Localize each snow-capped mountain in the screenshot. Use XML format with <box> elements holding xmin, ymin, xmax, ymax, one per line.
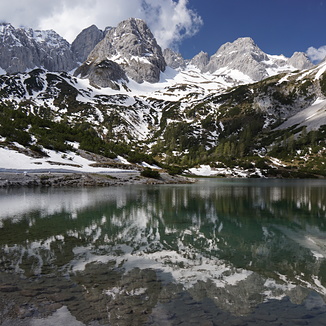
<box><xmin>163</xmin><ymin>37</ymin><xmax>313</xmax><ymax>82</ymax></box>
<box><xmin>0</xmin><ymin>57</ymin><xmax>325</xmax><ymax>168</ymax></box>
<box><xmin>0</xmin><ymin>18</ymin><xmax>325</xmax><ymax>177</ymax></box>
<box><xmin>0</xmin><ymin>19</ymin><xmax>313</xmax><ymax>91</ymax></box>
<box><xmin>75</xmin><ymin>18</ymin><xmax>166</xmax><ymax>88</ymax></box>
<box><xmin>71</xmin><ymin>24</ymin><xmax>110</xmax><ymax>63</ymax></box>
<box><xmin>0</xmin><ymin>23</ymin><xmax>78</xmax><ymax>74</ymax></box>
<box><xmin>202</xmin><ymin>37</ymin><xmax>313</xmax><ymax>81</ymax></box>
<box><xmin>160</xmin><ymin>37</ymin><xmax>314</xmax><ymax>95</ymax></box>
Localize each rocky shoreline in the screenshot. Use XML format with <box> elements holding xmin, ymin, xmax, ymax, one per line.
<box><xmin>0</xmin><ymin>171</ymin><xmax>194</xmax><ymax>188</ymax></box>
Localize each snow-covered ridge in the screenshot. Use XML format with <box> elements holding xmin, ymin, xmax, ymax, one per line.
<box><xmin>0</xmin><ymin>144</ymin><xmax>135</xmax><ymax>173</ymax></box>
<box><xmin>29</xmin><ymin>29</ymin><xmax>70</xmax><ymax>49</ymax></box>
<box><xmin>0</xmin><ymin>20</ymin><xmax>315</xmax><ymax>90</ymax></box>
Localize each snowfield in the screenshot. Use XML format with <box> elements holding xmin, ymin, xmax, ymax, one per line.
<box><xmin>188</xmin><ymin>164</ymin><xmax>264</xmax><ymax>178</ymax></box>
<box><xmin>0</xmin><ymin>145</ymin><xmax>135</xmax><ymax>173</ymax></box>
<box><xmin>277</xmin><ymin>98</ymin><xmax>326</xmax><ymax>131</ymax></box>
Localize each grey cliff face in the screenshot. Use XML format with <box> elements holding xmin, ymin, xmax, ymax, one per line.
<box><xmin>71</xmin><ymin>25</ymin><xmax>108</xmax><ymax>63</ymax></box>
<box><xmin>201</xmin><ymin>37</ymin><xmax>314</xmax><ymax>81</ymax></box>
<box><xmin>288</xmin><ymin>52</ymin><xmax>314</xmax><ymax>70</ymax></box>
<box><xmin>77</xmin><ymin>18</ymin><xmax>166</xmax><ymax>86</ymax></box>
<box><xmin>163</xmin><ymin>48</ymin><xmax>186</xmax><ymax>69</ymax></box>
<box><xmin>76</xmin><ymin>59</ymin><xmax>128</xmax><ymax>90</ymax></box>
<box><xmin>189</xmin><ymin>51</ymin><xmax>210</xmax><ymax>71</ymax></box>
<box><xmin>0</xmin><ymin>23</ymin><xmax>36</xmax><ymax>73</ymax></box>
<box><xmin>0</xmin><ymin>23</ymin><xmax>77</xmax><ymax>74</ymax></box>
<box><xmin>204</xmin><ymin>37</ymin><xmax>270</xmax><ymax>81</ymax></box>
<box><xmin>0</xmin><ymin>20</ymin><xmax>315</xmax><ymax>90</ymax></box>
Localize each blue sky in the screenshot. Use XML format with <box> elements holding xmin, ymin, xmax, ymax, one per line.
<box><xmin>0</xmin><ymin>0</ymin><xmax>325</xmax><ymax>62</ymax></box>
<box><xmin>181</xmin><ymin>0</ymin><xmax>326</xmax><ymax>59</ymax></box>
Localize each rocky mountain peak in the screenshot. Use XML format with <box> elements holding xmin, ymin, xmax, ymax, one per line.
<box><xmin>288</xmin><ymin>52</ymin><xmax>314</xmax><ymax>70</ymax></box>
<box><xmin>0</xmin><ymin>23</ymin><xmax>77</xmax><ymax>74</ymax></box>
<box><xmin>202</xmin><ymin>37</ymin><xmax>314</xmax><ymax>82</ymax></box>
<box><xmin>0</xmin><ymin>22</ymin><xmax>15</xmax><ymax>37</ymax></box>
<box><xmin>203</xmin><ymin>37</ymin><xmax>270</xmax><ymax>80</ymax></box>
<box><xmin>217</xmin><ymin>37</ymin><xmax>268</xmax><ymax>62</ymax></box>
<box><xmin>220</xmin><ymin>37</ymin><xmax>266</xmax><ymax>57</ymax></box>
<box><xmin>75</xmin><ymin>18</ymin><xmax>166</xmax><ymax>87</ymax></box>
<box><xmin>189</xmin><ymin>51</ymin><xmax>210</xmax><ymax>70</ymax></box>
<box><xmin>71</xmin><ymin>24</ymin><xmax>107</xmax><ymax>63</ymax></box>
<box><xmin>163</xmin><ymin>48</ymin><xmax>186</xmax><ymax>69</ymax></box>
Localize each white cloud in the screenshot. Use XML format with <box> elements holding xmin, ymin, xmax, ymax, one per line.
<box><xmin>0</xmin><ymin>1</ymin><xmax>59</xmax><ymax>27</ymax></box>
<box><xmin>138</xmin><ymin>0</ymin><xmax>203</xmax><ymax>50</ymax></box>
<box><xmin>0</xmin><ymin>0</ymin><xmax>202</xmax><ymax>50</ymax></box>
<box><xmin>306</xmin><ymin>45</ymin><xmax>326</xmax><ymax>63</ymax></box>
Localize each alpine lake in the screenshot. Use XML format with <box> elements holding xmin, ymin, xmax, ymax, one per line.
<box><xmin>0</xmin><ymin>178</ymin><xmax>326</xmax><ymax>326</ymax></box>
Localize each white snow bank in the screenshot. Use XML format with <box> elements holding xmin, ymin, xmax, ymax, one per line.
<box><xmin>276</xmin><ymin>98</ymin><xmax>326</xmax><ymax>132</ymax></box>
<box><xmin>188</xmin><ymin>164</ymin><xmax>264</xmax><ymax>178</ymax></box>
<box><xmin>0</xmin><ymin>146</ymin><xmax>134</xmax><ymax>173</ymax></box>
<box><xmin>188</xmin><ymin>165</ymin><xmax>219</xmax><ymax>176</ymax></box>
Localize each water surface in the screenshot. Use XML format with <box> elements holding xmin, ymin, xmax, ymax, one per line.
<box><xmin>0</xmin><ymin>179</ymin><xmax>326</xmax><ymax>325</ymax></box>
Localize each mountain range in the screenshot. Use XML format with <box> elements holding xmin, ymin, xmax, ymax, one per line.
<box><xmin>0</xmin><ymin>19</ymin><xmax>314</xmax><ymax>86</ymax></box>
<box><xmin>0</xmin><ymin>18</ymin><xmax>325</xmax><ymax>178</ymax></box>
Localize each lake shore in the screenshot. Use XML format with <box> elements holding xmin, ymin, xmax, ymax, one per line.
<box><xmin>0</xmin><ymin>171</ymin><xmax>195</xmax><ymax>188</ymax></box>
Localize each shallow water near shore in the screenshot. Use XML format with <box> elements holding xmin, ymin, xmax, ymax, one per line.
<box><xmin>0</xmin><ymin>178</ymin><xmax>326</xmax><ymax>325</ymax></box>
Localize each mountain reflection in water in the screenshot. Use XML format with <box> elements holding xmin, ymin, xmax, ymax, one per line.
<box><xmin>0</xmin><ymin>179</ymin><xmax>326</xmax><ymax>325</ymax></box>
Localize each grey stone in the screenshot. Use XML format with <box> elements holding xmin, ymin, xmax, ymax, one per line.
<box><xmin>189</xmin><ymin>51</ymin><xmax>210</xmax><ymax>70</ymax></box>
<box><xmin>0</xmin><ymin>23</ymin><xmax>78</xmax><ymax>74</ymax></box>
<box><xmin>71</xmin><ymin>24</ymin><xmax>108</xmax><ymax>63</ymax></box>
<box><xmin>288</xmin><ymin>52</ymin><xmax>314</xmax><ymax>70</ymax></box>
<box><xmin>202</xmin><ymin>37</ymin><xmax>314</xmax><ymax>81</ymax></box>
<box><xmin>75</xmin><ymin>59</ymin><xmax>128</xmax><ymax>90</ymax></box>
<box><xmin>204</xmin><ymin>37</ymin><xmax>270</xmax><ymax>81</ymax></box>
<box><xmin>163</xmin><ymin>48</ymin><xmax>186</xmax><ymax>69</ymax></box>
<box><xmin>77</xmin><ymin>18</ymin><xmax>166</xmax><ymax>87</ymax></box>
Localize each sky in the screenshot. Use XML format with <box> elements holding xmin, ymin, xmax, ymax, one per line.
<box><xmin>0</xmin><ymin>0</ymin><xmax>325</xmax><ymax>62</ymax></box>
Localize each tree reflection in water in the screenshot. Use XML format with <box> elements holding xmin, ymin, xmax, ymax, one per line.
<box><xmin>0</xmin><ymin>179</ymin><xmax>325</xmax><ymax>325</ymax></box>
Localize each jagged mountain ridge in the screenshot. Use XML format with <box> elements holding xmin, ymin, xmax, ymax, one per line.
<box><xmin>73</xmin><ymin>22</ymin><xmax>314</xmax><ymax>90</ymax></box>
<box><xmin>71</xmin><ymin>24</ymin><xmax>111</xmax><ymax>63</ymax></box>
<box><xmin>0</xmin><ymin>19</ymin><xmax>314</xmax><ymax>89</ymax></box>
<box><xmin>162</xmin><ymin>37</ymin><xmax>313</xmax><ymax>88</ymax></box>
<box><xmin>203</xmin><ymin>37</ymin><xmax>312</xmax><ymax>80</ymax></box>
<box><xmin>0</xmin><ymin>23</ymin><xmax>77</xmax><ymax>74</ymax></box>
<box><xmin>0</xmin><ymin>18</ymin><xmax>325</xmax><ymax>177</ymax></box>
<box><xmin>0</xmin><ymin>22</ymin><xmax>112</xmax><ymax>75</ymax></box>
<box><xmin>75</xmin><ymin>18</ymin><xmax>166</xmax><ymax>87</ymax></box>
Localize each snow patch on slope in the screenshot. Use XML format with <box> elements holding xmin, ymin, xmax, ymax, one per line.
<box><xmin>276</xmin><ymin>98</ymin><xmax>326</xmax><ymax>131</ymax></box>
<box><xmin>0</xmin><ymin>146</ymin><xmax>132</xmax><ymax>173</ymax></box>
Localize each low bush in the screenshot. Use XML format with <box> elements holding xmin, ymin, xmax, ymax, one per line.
<box><xmin>140</xmin><ymin>168</ymin><xmax>160</xmax><ymax>179</ymax></box>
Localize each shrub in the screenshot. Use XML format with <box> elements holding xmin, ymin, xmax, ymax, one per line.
<box><xmin>141</xmin><ymin>168</ymin><xmax>160</xmax><ymax>179</ymax></box>
<box><xmin>166</xmin><ymin>165</ymin><xmax>184</xmax><ymax>176</ymax></box>
<box><xmin>255</xmin><ymin>158</ymin><xmax>270</xmax><ymax>169</ymax></box>
<box><xmin>320</xmin><ymin>72</ymin><xmax>326</xmax><ymax>96</ymax></box>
